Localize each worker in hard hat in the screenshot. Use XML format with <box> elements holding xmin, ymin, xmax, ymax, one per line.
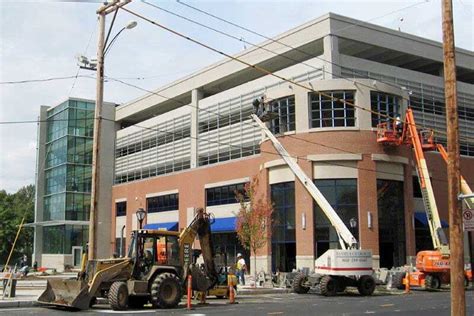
<box><xmin>235</xmin><ymin>253</ymin><xmax>246</xmax><ymax>285</ymax></box>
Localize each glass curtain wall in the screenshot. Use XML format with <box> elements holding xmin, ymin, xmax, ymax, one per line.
<box><xmin>42</xmin><ymin>225</ymin><xmax>88</xmax><ymax>254</ymax></box>
<box><xmin>42</xmin><ymin>99</ymin><xmax>94</xmax><ymax>254</ymax></box>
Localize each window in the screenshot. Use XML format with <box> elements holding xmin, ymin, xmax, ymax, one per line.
<box><xmin>270</xmin><ymin>96</ymin><xmax>295</xmax><ymax>134</ymax></box>
<box><xmin>371</xmin><ymin>92</ymin><xmax>400</xmax><ymax>127</ymax></box>
<box><xmin>377</xmin><ymin>180</ymin><xmax>405</xmax><ymax>268</ymax></box>
<box><xmin>42</xmin><ymin>225</ymin><xmax>88</xmax><ymax>254</ymax></box>
<box><xmin>147</xmin><ymin>193</ymin><xmax>179</xmax><ymax>213</ymax></box>
<box><xmin>310</xmin><ymin>91</ymin><xmax>355</xmax><ymax>128</ymax></box>
<box><xmin>116</xmin><ymin>201</ymin><xmax>127</xmax><ymax>217</ymax></box>
<box><xmin>314</xmin><ymin>179</ymin><xmax>358</xmax><ymax>258</ymax></box>
<box><xmin>206</xmin><ymin>183</ymin><xmax>247</xmax><ymax>206</ymax></box>
<box><xmin>271</xmin><ymin>182</ymin><xmax>296</xmax><ymax>272</ymax></box>
<box><xmin>412</xmin><ymin>176</ymin><xmax>422</xmax><ymax>198</ymax></box>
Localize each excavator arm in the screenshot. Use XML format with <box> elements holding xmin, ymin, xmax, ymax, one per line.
<box><xmin>179</xmin><ymin>208</ymin><xmax>218</xmax><ymax>291</ymax></box>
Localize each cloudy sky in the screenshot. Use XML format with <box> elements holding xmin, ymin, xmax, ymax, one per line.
<box><xmin>0</xmin><ymin>0</ymin><xmax>472</xmax><ymax>193</ymax></box>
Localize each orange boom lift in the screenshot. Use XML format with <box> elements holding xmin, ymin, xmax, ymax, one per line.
<box><xmin>377</xmin><ymin>108</ymin><xmax>472</xmax><ymax>289</ymax></box>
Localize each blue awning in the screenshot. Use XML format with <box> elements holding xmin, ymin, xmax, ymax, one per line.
<box><xmin>414</xmin><ymin>212</ymin><xmax>448</xmax><ymax>228</ymax></box>
<box><xmin>211</xmin><ymin>217</ymin><xmax>236</xmax><ymax>233</ymax></box>
<box><xmin>144</xmin><ymin>222</ymin><xmax>178</xmax><ymax>231</ymax></box>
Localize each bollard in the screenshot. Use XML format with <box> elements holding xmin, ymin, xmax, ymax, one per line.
<box><xmin>404</xmin><ymin>272</ymin><xmax>410</xmax><ymax>294</ymax></box>
<box><xmin>187</xmin><ymin>275</ymin><xmax>193</xmax><ymax>310</ymax></box>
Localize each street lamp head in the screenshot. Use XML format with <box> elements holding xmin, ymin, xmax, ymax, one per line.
<box><xmin>136</xmin><ymin>208</ymin><xmax>146</xmax><ymax>229</ymax></box>
<box><xmin>125</xmin><ymin>20</ymin><xmax>137</xmax><ymax>30</ymax></box>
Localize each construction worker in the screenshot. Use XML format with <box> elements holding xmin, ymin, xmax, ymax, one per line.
<box><xmin>236</xmin><ymin>253</ymin><xmax>246</xmax><ymax>285</ymax></box>
<box><xmin>395</xmin><ymin>114</ymin><xmax>403</xmax><ymax>135</ymax></box>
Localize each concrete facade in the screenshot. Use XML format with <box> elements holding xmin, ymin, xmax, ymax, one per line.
<box><xmin>111</xmin><ymin>13</ymin><xmax>473</xmax><ymax>273</ymax></box>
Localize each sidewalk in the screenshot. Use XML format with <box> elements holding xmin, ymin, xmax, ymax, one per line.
<box><xmin>237</xmin><ymin>285</ymin><xmax>291</xmax><ymax>295</ymax></box>
<box><xmin>0</xmin><ymin>275</ymin><xmax>59</xmax><ymax>308</ymax></box>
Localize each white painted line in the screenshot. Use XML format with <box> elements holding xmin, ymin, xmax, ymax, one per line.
<box><xmin>93</xmin><ymin>309</ymin><xmax>157</xmax><ymax>314</ymax></box>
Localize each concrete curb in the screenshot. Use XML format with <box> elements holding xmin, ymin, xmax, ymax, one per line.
<box><xmin>0</xmin><ymin>300</ymin><xmax>38</xmax><ymax>309</ymax></box>
<box><xmin>237</xmin><ymin>288</ymin><xmax>292</xmax><ymax>295</ymax></box>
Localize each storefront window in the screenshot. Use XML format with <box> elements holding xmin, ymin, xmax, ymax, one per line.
<box><xmin>377</xmin><ymin>180</ymin><xmax>405</xmax><ymax>268</ymax></box>
<box><xmin>271</xmin><ymin>182</ymin><xmax>296</xmax><ymax>272</ymax></box>
<box><xmin>314</xmin><ymin>179</ymin><xmax>358</xmax><ymax>258</ymax></box>
<box><xmin>42</xmin><ymin>225</ymin><xmax>88</xmax><ymax>254</ymax></box>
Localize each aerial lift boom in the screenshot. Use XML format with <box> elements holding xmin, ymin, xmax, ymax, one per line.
<box><xmin>377</xmin><ymin>108</ymin><xmax>472</xmax><ymax>289</ymax></box>
<box><xmin>251</xmin><ymin>109</ymin><xmax>375</xmax><ymax>297</ymax></box>
<box><xmin>437</xmin><ymin>144</ymin><xmax>474</xmax><ymax>209</ymax></box>
<box><xmin>252</xmin><ymin>114</ymin><xmax>357</xmax><ymax>250</ymax></box>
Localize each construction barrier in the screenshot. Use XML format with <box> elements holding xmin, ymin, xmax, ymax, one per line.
<box><xmin>187</xmin><ymin>275</ymin><xmax>192</xmax><ymax>310</ymax></box>
<box><xmin>228</xmin><ymin>278</ymin><xmax>236</xmax><ymax>304</ymax></box>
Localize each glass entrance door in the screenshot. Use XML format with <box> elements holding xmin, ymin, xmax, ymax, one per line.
<box><xmin>72</xmin><ymin>246</ymin><xmax>83</xmax><ymax>267</ymax></box>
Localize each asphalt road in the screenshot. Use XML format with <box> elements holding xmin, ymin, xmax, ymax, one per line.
<box><xmin>0</xmin><ymin>290</ymin><xmax>473</xmax><ymax>316</ymax></box>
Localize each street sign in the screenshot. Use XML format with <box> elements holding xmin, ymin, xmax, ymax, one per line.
<box><xmin>462</xmin><ymin>209</ymin><xmax>474</xmax><ymax>231</ymax></box>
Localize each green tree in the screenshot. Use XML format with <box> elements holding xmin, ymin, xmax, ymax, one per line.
<box><xmin>235</xmin><ymin>176</ymin><xmax>273</xmax><ymax>286</ymax></box>
<box><xmin>0</xmin><ymin>185</ymin><xmax>35</xmax><ymax>267</ymax></box>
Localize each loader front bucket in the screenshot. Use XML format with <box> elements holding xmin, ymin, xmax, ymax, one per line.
<box><xmin>37</xmin><ymin>279</ymin><xmax>91</xmax><ymax>310</ymax></box>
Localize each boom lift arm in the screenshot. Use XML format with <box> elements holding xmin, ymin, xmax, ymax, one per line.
<box><xmin>403</xmin><ymin>109</ymin><xmax>449</xmax><ymax>255</ymax></box>
<box><xmin>251</xmin><ymin>114</ymin><xmax>357</xmax><ymax>250</ymax></box>
<box><xmin>436</xmin><ymin>144</ymin><xmax>474</xmax><ymax>210</ymax></box>
<box><xmin>378</xmin><ymin>108</ymin><xmax>449</xmax><ymax>255</ymax></box>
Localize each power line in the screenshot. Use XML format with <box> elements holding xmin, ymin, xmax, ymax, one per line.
<box><xmin>175</xmin><ymin>0</ymin><xmax>428</xmax><ymax>93</ymax></box>
<box><xmin>120</xmin><ymin>6</ymin><xmax>474</xmax><ymax>144</ymax></box>
<box><xmin>172</xmin><ymin>0</ymin><xmax>465</xmax><ymax>140</ymax></box>
<box><xmin>69</xmin><ymin>18</ymin><xmax>98</xmax><ymax>97</ymax></box>
<box><xmin>0</xmin><ymin>75</ymin><xmax>95</xmax><ymax>85</ymax></box>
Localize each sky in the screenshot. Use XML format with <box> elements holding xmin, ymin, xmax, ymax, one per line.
<box><xmin>0</xmin><ymin>0</ymin><xmax>472</xmax><ymax>193</ymax></box>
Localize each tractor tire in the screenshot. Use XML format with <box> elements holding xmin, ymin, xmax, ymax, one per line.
<box><xmin>109</xmin><ymin>281</ymin><xmax>129</xmax><ymax>311</ymax></box>
<box><xmin>292</xmin><ymin>273</ymin><xmax>310</xmax><ymax>294</ymax></box>
<box><xmin>150</xmin><ymin>272</ymin><xmax>182</xmax><ymax>309</ymax></box>
<box><xmin>336</xmin><ymin>278</ymin><xmax>346</xmax><ymax>293</ymax></box>
<box><xmin>128</xmin><ymin>296</ymin><xmax>148</xmax><ymax>308</ymax></box>
<box><xmin>357</xmin><ymin>275</ymin><xmax>376</xmax><ymax>296</ymax></box>
<box><xmin>320</xmin><ymin>275</ymin><xmax>337</xmax><ymax>296</ymax></box>
<box><xmin>424</xmin><ymin>274</ymin><xmax>441</xmax><ymax>290</ymax></box>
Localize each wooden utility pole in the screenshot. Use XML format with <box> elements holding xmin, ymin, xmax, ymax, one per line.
<box><xmin>88</xmin><ymin>6</ymin><xmax>106</xmax><ymax>261</ymax></box>
<box><xmin>441</xmin><ymin>1</ymin><xmax>464</xmax><ymax>315</ymax></box>
<box><xmin>89</xmin><ymin>0</ymin><xmax>130</xmax><ymax>260</ymax></box>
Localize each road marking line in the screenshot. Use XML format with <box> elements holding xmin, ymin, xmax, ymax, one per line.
<box><xmin>267</xmin><ymin>312</ymin><xmax>284</xmax><ymax>315</ymax></box>
<box><xmin>380</xmin><ymin>303</ymin><xmax>394</xmax><ymax>307</ymax></box>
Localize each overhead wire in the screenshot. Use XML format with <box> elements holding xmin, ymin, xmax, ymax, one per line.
<box><xmin>102</xmin><ymin>78</ymin><xmax>464</xmax><ymax>185</ymax></box>
<box><xmin>0</xmin><ymin>75</ymin><xmax>95</xmax><ymax>85</ymax></box>
<box><xmin>121</xmin><ymin>5</ymin><xmax>474</xmax><ymax>144</ymax></box>
<box><xmin>172</xmin><ymin>0</ymin><xmax>473</xmax><ymax>142</ymax></box>
<box><xmin>68</xmin><ymin>18</ymin><xmax>98</xmax><ymax>97</ymax></box>
<box><xmin>175</xmin><ymin>0</ymin><xmax>429</xmax><ymax>94</ymax></box>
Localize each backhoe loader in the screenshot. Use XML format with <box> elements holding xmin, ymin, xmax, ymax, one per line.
<box><xmin>37</xmin><ymin>208</ymin><xmax>219</xmax><ymax>310</ymax></box>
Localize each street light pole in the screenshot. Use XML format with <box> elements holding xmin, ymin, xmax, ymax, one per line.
<box><xmin>88</xmin><ymin>0</ymin><xmax>132</xmax><ymax>260</ymax></box>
